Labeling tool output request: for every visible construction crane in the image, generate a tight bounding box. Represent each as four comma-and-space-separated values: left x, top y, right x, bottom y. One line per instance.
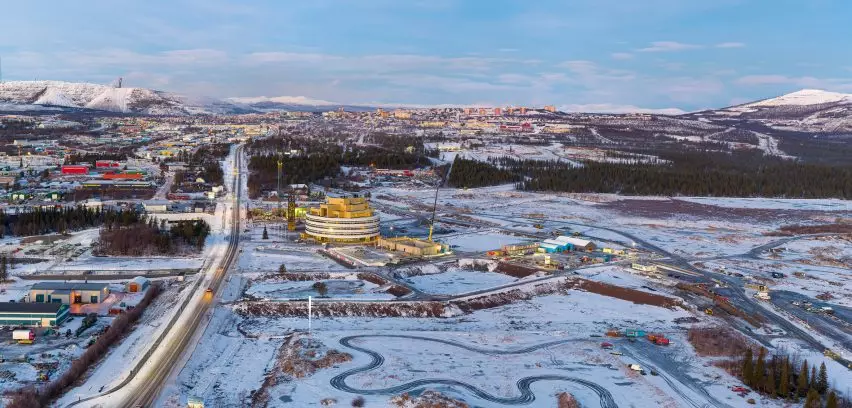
427, 176, 440, 242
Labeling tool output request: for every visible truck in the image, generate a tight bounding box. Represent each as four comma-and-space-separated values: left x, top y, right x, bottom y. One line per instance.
625, 329, 646, 338
628, 364, 642, 371
755, 291, 771, 301
13, 329, 35, 345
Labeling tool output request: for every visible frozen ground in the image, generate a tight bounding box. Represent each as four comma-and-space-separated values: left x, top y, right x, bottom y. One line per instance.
246, 278, 396, 301
403, 267, 517, 295
442, 230, 533, 252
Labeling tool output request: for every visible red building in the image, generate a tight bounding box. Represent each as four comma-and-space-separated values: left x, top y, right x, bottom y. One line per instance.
95, 160, 121, 168
61, 165, 89, 175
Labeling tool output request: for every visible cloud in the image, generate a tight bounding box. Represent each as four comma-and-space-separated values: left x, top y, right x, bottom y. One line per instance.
637, 41, 702, 52
558, 103, 685, 115
610, 52, 633, 60
735, 74, 852, 91
715, 42, 746, 48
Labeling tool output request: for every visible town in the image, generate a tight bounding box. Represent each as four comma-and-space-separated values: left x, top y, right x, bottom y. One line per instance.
0, 92, 848, 408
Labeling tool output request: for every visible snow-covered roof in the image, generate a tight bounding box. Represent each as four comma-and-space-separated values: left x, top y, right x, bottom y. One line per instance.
554, 236, 594, 247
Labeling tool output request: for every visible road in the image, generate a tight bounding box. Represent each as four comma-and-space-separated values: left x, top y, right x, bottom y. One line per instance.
330, 334, 618, 407
67, 144, 244, 408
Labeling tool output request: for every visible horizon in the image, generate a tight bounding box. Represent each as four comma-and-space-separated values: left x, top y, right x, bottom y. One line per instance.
1, 1, 852, 113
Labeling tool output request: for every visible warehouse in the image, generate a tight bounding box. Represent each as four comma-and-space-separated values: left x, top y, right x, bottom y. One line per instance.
29, 282, 111, 305
539, 238, 572, 253
554, 236, 596, 251
0, 302, 70, 327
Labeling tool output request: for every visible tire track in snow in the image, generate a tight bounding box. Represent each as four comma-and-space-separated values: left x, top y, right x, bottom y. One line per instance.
330, 334, 618, 407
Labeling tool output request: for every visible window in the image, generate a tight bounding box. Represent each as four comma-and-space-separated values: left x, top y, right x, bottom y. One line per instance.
35, 294, 44, 302
90, 295, 99, 303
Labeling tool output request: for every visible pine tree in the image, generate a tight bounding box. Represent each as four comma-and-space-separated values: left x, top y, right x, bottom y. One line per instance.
798, 360, 810, 398
262, 226, 269, 240
811, 366, 817, 391
805, 388, 821, 408
754, 347, 767, 392
0, 256, 7, 282
817, 362, 828, 394
742, 348, 754, 386
826, 391, 838, 408
765, 370, 776, 397
779, 358, 790, 398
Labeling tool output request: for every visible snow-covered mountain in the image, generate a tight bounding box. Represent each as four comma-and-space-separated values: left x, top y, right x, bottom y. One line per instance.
744, 89, 852, 107
0, 81, 253, 115
691, 89, 852, 132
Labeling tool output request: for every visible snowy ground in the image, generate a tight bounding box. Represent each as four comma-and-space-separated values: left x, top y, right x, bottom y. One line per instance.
403, 267, 517, 295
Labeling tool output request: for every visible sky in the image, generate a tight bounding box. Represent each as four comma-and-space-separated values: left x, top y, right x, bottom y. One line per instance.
1, 0, 851, 113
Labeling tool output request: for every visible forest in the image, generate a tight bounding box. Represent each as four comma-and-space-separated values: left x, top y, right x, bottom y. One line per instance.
447, 150, 852, 198
96, 218, 210, 256
0, 207, 142, 237
246, 134, 432, 198
64, 152, 128, 166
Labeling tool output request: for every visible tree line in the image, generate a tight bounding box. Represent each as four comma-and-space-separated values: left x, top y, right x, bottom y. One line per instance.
246, 134, 431, 198
447, 156, 520, 188
445, 150, 852, 198
0, 206, 142, 237
96, 218, 210, 256
738, 347, 846, 407
63, 152, 128, 166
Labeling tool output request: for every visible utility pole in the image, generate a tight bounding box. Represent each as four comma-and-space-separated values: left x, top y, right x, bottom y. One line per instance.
277, 158, 283, 238
308, 295, 312, 336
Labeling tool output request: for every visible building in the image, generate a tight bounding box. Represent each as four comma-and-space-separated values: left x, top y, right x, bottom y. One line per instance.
377, 237, 447, 256
142, 200, 169, 213
95, 160, 122, 169
126, 276, 150, 293
544, 105, 557, 113
29, 282, 110, 305
103, 172, 144, 180
554, 236, 596, 251
0, 302, 70, 327
61, 165, 89, 175
302, 194, 380, 243
539, 238, 572, 253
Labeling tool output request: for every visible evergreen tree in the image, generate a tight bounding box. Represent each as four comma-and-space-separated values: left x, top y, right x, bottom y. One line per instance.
817, 362, 828, 394
754, 347, 767, 392
826, 391, 838, 408
765, 370, 776, 397
779, 358, 790, 398
811, 366, 817, 391
262, 226, 269, 240
798, 360, 810, 398
278, 264, 287, 275
742, 348, 754, 387
0, 256, 7, 282
805, 388, 821, 408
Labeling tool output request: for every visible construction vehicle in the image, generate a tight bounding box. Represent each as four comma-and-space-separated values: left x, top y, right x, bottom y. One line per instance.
13, 329, 34, 345
605, 329, 621, 337
533, 223, 544, 229
755, 291, 771, 301
705, 308, 714, 315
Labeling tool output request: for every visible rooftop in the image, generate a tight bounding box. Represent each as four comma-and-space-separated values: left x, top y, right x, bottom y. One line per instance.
0, 302, 67, 314
31, 282, 110, 291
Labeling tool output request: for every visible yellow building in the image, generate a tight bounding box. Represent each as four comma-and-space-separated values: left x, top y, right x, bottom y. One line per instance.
377, 237, 447, 256
302, 195, 380, 243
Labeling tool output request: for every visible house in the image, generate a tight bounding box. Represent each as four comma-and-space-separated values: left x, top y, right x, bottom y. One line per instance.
126, 276, 150, 293
0, 302, 70, 327
29, 282, 111, 305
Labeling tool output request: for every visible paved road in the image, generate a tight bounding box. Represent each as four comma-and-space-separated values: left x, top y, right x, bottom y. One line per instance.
330, 334, 618, 407
770, 291, 852, 351
66, 144, 245, 408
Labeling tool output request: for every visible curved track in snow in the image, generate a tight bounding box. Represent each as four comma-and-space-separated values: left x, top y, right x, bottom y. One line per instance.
330, 334, 618, 407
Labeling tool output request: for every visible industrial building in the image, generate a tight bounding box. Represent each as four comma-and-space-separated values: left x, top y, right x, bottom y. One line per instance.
554, 236, 596, 251
0, 303, 70, 327
377, 237, 447, 256
126, 276, 150, 293
302, 194, 380, 243
29, 282, 111, 305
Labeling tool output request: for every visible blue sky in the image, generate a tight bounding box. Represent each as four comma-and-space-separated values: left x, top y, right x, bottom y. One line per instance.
1, 0, 851, 112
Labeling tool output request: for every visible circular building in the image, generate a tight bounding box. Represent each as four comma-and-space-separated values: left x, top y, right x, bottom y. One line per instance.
303, 194, 380, 243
